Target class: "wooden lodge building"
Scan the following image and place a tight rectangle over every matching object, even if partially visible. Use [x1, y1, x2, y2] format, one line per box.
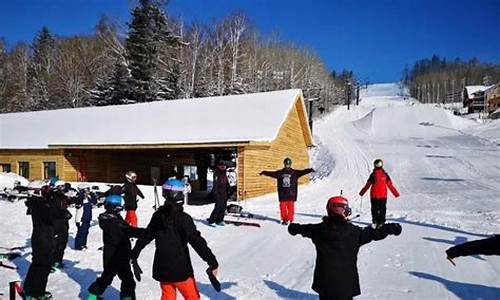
[0, 90, 314, 200]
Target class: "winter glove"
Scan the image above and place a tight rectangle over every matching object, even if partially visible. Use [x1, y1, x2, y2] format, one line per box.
[445, 246, 459, 259]
[288, 223, 300, 236]
[76, 222, 81, 227]
[131, 259, 143, 281]
[384, 223, 402, 236]
[206, 267, 221, 292]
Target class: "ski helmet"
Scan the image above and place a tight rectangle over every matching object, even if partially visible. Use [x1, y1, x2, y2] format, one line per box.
[104, 194, 123, 210]
[162, 179, 185, 204]
[283, 157, 292, 167]
[373, 159, 383, 168]
[48, 176, 59, 187]
[125, 171, 137, 182]
[326, 196, 351, 219]
[54, 180, 66, 189]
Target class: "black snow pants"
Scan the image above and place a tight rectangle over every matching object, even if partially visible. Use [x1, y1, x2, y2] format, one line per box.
[23, 234, 55, 297]
[88, 249, 136, 298]
[370, 198, 387, 225]
[207, 196, 227, 224]
[53, 219, 69, 265]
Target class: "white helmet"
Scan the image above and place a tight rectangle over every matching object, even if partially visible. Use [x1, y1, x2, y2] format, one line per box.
[54, 180, 66, 187]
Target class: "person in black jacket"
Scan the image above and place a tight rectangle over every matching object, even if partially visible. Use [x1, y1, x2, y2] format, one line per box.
[87, 195, 146, 300]
[206, 162, 231, 226]
[260, 157, 315, 225]
[131, 179, 219, 300]
[122, 171, 144, 227]
[50, 180, 76, 272]
[446, 235, 500, 265]
[23, 185, 59, 299]
[288, 196, 402, 300]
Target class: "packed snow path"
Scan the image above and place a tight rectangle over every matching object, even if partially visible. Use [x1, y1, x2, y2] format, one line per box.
[1, 83, 499, 299]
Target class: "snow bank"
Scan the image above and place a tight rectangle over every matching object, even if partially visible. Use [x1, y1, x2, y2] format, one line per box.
[0, 172, 29, 189]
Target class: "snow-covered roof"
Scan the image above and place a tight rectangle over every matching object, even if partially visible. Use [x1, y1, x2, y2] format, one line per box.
[0, 89, 311, 149]
[465, 85, 493, 98]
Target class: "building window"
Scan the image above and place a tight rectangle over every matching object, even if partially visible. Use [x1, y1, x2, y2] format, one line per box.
[1, 164, 11, 172]
[18, 161, 30, 179]
[184, 165, 198, 181]
[43, 162, 57, 179]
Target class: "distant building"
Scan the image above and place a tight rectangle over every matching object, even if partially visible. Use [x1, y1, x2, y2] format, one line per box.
[0, 90, 314, 200]
[485, 84, 500, 114]
[463, 85, 493, 114]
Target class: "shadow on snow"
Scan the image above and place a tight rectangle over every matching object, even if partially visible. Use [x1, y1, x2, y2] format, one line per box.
[409, 271, 500, 300]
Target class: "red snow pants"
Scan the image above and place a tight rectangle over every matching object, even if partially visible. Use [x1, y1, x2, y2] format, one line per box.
[279, 201, 295, 222]
[125, 210, 138, 227]
[160, 277, 200, 300]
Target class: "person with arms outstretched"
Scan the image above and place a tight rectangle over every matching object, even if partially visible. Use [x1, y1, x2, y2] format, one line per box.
[131, 179, 219, 300]
[260, 157, 314, 225]
[288, 195, 402, 300]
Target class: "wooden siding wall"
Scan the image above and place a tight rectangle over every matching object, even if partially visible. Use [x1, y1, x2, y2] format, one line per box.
[239, 99, 311, 199]
[0, 149, 65, 180]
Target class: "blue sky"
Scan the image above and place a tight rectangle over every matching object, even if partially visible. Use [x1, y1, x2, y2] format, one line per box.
[1, 0, 499, 82]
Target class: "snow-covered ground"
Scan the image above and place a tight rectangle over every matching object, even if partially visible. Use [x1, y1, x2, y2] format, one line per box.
[1, 83, 499, 299]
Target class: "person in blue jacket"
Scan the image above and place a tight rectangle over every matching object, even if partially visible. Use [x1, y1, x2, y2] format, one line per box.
[74, 184, 97, 250]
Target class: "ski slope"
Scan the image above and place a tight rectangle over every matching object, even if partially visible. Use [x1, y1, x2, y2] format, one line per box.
[1, 83, 500, 299]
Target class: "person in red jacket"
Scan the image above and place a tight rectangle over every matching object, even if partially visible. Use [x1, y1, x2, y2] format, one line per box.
[359, 159, 400, 228]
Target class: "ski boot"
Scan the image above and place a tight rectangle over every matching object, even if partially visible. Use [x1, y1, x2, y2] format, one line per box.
[281, 221, 289, 225]
[216, 221, 225, 227]
[87, 293, 103, 300]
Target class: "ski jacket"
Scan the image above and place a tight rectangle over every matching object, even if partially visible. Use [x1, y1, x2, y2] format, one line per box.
[288, 217, 402, 298]
[122, 181, 144, 211]
[26, 192, 59, 250]
[446, 235, 500, 258]
[75, 191, 97, 224]
[261, 168, 314, 201]
[98, 210, 145, 263]
[359, 168, 400, 199]
[131, 204, 218, 283]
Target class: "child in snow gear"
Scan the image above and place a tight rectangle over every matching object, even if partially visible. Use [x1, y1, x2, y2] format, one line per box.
[446, 235, 500, 265]
[359, 159, 400, 227]
[123, 171, 144, 227]
[74, 184, 97, 250]
[207, 162, 231, 226]
[23, 185, 59, 299]
[131, 179, 219, 300]
[87, 194, 146, 300]
[50, 180, 75, 272]
[260, 157, 315, 225]
[288, 195, 402, 300]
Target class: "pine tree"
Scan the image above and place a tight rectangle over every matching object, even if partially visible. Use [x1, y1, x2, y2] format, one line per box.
[30, 26, 56, 109]
[126, 0, 182, 102]
[91, 60, 133, 106]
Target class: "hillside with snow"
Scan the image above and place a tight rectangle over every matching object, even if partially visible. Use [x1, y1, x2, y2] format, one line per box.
[1, 83, 499, 299]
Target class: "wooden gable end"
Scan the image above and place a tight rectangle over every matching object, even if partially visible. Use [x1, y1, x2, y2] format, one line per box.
[238, 95, 313, 199]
